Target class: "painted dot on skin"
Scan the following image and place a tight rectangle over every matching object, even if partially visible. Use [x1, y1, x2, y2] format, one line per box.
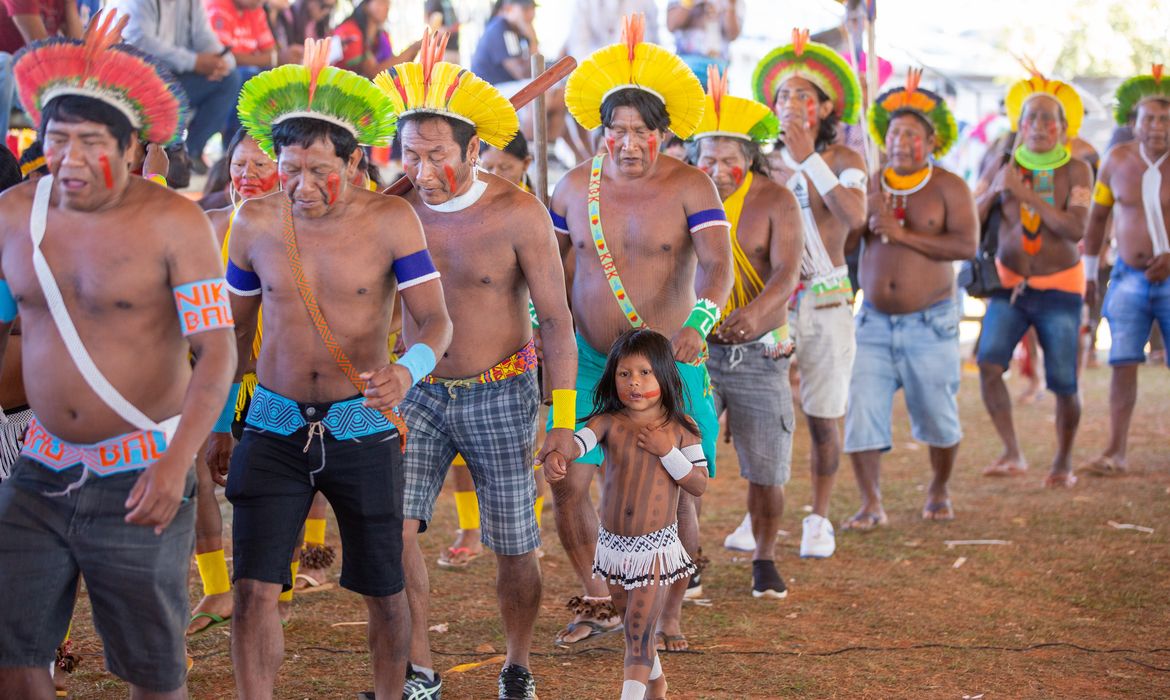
[605, 136, 617, 160]
[730, 166, 744, 186]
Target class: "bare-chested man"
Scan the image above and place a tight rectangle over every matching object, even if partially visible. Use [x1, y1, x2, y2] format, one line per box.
[751, 31, 867, 557]
[375, 45, 575, 699]
[0, 20, 237, 698]
[975, 77, 1091, 488]
[1082, 72, 1170, 476]
[843, 78, 978, 526]
[691, 70, 803, 598]
[551, 19, 732, 651]
[206, 53, 452, 699]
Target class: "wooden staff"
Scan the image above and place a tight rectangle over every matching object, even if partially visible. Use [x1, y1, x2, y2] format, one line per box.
[531, 53, 549, 208]
[382, 55, 577, 197]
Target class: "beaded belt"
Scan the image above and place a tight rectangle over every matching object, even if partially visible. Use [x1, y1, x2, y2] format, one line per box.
[422, 339, 537, 386]
[245, 385, 399, 440]
[21, 416, 171, 476]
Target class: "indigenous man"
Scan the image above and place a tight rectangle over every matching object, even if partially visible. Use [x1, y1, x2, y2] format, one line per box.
[745, 28, 867, 557]
[975, 71, 1091, 488]
[692, 66, 803, 598]
[0, 12, 236, 697]
[207, 39, 452, 699]
[373, 31, 576, 700]
[844, 71, 978, 526]
[1082, 66, 1170, 475]
[551, 14, 733, 652]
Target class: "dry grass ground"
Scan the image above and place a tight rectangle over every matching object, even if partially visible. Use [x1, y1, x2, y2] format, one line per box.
[63, 363, 1170, 698]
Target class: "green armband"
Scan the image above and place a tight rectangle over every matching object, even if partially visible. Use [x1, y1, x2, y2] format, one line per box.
[528, 299, 540, 328]
[683, 298, 721, 337]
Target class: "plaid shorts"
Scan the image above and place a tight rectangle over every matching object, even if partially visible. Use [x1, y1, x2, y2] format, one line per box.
[401, 370, 540, 555]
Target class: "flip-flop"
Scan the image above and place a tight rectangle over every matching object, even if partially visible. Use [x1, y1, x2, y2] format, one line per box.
[655, 631, 689, 653]
[294, 573, 325, 589]
[437, 546, 482, 568]
[840, 512, 888, 532]
[982, 460, 1028, 477]
[1079, 456, 1127, 477]
[921, 500, 955, 521]
[554, 619, 623, 646]
[187, 611, 231, 636]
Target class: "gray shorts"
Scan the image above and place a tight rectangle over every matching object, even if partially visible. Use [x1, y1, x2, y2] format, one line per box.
[401, 371, 541, 556]
[0, 457, 195, 692]
[708, 343, 795, 487]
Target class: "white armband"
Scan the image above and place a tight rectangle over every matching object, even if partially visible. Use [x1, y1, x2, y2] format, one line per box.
[681, 443, 708, 470]
[572, 427, 598, 459]
[839, 168, 867, 190]
[1083, 255, 1099, 281]
[659, 447, 694, 481]
[802, 153, 838, 196]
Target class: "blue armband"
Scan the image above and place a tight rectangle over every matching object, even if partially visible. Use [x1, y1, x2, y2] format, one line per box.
[396, 343, 437, 385]
[214, 383, 241, 433]
[392, 249, 441, 290]
[226, 259, 262, 297]
[686, 208, 730, 233]
[550, 209, 569, 233]
[0, 280, 16, 323]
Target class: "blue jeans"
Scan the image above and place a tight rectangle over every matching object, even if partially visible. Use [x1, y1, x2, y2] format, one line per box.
[176, 70, 242, 160]
[1103, 257, 1170, 366]
[845, 299, 963, 452]
[977, 288, 1083, 395]
[0, 52, 15, 141]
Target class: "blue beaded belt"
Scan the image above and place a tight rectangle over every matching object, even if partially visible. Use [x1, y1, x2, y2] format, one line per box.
[245, 385, 399, 440]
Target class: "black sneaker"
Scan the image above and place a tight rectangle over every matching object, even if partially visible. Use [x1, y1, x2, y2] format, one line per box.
[497, 663, 537, 699]
[404, 665, 442, 700]
[751, 559, 788, 599]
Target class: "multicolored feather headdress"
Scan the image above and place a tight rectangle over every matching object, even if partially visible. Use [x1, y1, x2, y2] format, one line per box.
[1113, 64, 1170, 125]
[692, 65, 778, 144]
[1005, 58, 1083, 139]
[752, 29, 861, 125]
[373, 30, 518, 149]
[238, 38, 398, 159]
[565, 14, 705, 138]
[13, 11, 189, 145]
[869, 68, 957, 157]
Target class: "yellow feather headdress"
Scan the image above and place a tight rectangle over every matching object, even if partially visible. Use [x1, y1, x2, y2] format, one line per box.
[1005, 58, 1083, 139]
[692, 65, 779, 144]
[374, 31, 518, 149]
[565, 14, 705, 138]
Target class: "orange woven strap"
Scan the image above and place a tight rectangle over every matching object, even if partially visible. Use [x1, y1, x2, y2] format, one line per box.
[280, 200, 408, 448]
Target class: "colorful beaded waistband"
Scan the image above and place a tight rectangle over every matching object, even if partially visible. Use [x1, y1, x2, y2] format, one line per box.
[21, 416, 169, 476]
[423, 338, 538, 385]
[246, 385, 399, 440]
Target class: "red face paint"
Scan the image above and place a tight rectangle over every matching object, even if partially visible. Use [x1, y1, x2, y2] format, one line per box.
[279, 172, 290, 188]
[806, 97, 817, 130]
[912, 136, 924, 163]
[99, 155, 114, 189]
[730, 166, 744, 186]
[647, 134, 658, 163]
[443, 164, 458, 193]
[605, 136, 617, 159]
[699, 164, 712, 175]
[234, 171, 280, 198]
[325, 173, 340, 205]
[642, 389, 661, 400]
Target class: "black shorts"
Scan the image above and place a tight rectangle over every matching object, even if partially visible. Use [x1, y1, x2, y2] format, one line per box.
[226, 421, 404, 597]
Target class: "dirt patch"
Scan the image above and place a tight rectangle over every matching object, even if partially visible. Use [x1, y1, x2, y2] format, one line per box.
[61, 365, 1170, 698]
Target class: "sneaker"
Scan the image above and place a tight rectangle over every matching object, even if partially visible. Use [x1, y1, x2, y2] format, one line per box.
[800, 514, 836, 559]
[683, 571, 703, 599]
[723, 513, 756, 552]
[403, 665, 442, 700]
[751, 559, 788, 599]
[497, 663, 537, 699]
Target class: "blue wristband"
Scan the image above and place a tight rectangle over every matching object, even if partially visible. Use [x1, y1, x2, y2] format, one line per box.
[213, 383, 241, 433]
[396, 343, 437, 385]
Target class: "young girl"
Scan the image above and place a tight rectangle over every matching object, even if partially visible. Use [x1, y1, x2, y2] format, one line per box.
[545, 329, 708, 700]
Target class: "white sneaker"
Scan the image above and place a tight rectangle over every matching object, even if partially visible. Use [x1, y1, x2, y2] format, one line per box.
[801, 514, 836, 559]
[723, 513, 756, 552]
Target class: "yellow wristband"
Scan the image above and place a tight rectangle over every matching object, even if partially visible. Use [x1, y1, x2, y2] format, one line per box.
[551, 389, 577, 430]
[1092, 180, 1114, 207]
[147, 174, 168, 187]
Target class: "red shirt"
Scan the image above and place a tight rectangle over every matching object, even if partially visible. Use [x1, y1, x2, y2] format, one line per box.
[0, 0, 67, 53]
[206, 0, 275, 54]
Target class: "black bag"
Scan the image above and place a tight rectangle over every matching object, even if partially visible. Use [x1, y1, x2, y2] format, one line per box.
[958, 197, 1003, 298]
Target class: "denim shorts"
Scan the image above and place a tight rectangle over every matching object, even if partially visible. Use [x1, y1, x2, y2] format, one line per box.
[0, 457, 196, 692]
[401, 371, 541, 556]
[1103, 258, 1170, 366]
[708, 343, 794, 486]
[977, 287, 1083, 395]
[845, 299, 962, 452]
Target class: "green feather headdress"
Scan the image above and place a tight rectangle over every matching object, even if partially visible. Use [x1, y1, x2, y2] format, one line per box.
[238, 38, 398, 158]
[1114, 64, 1170, 126]
[752, 28, 861, 125]
[869, 68, 958, 157]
